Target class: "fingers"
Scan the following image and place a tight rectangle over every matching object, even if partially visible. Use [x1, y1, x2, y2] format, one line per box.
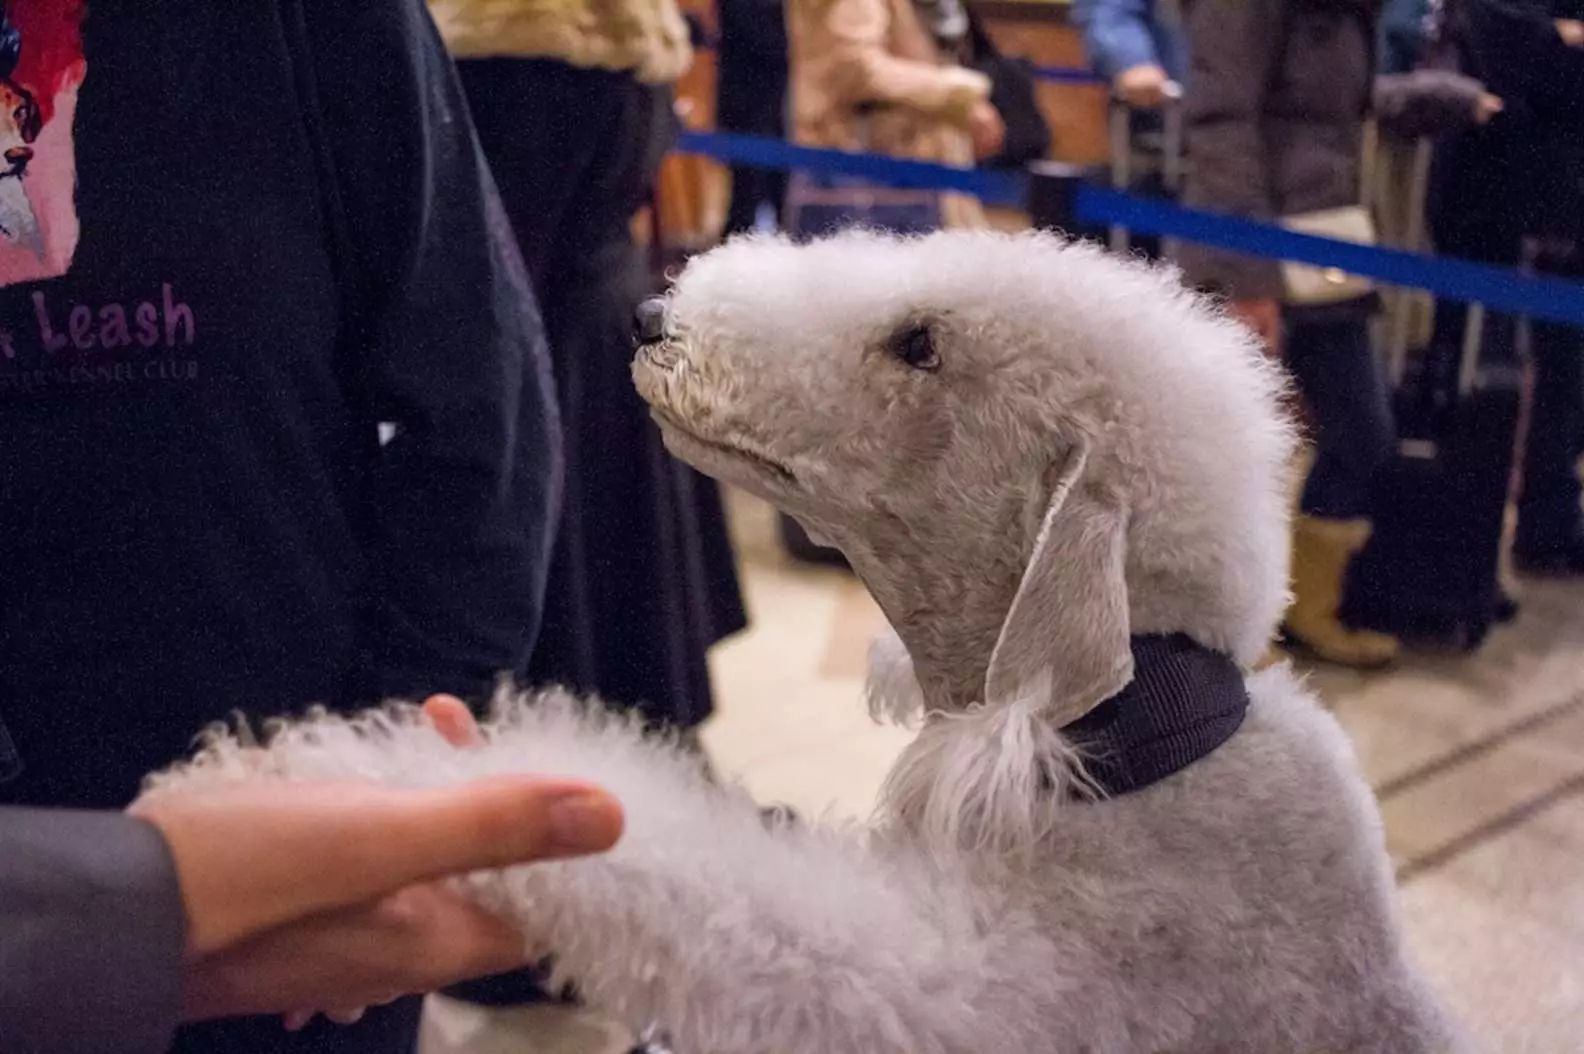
[423, 694, 485, 748]
[186, 884, 532, 1022]
[145, 776, 623, 956]
[376, 776, 625, 886]
[284, 1006, 365, 1032]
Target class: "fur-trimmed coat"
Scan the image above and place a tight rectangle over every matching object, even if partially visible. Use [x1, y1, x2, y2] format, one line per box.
[786, 0, 991, 226]
[427, 0, 693, 84]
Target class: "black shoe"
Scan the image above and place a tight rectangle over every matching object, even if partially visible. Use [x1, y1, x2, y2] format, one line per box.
[1494, 590, 1521, 623]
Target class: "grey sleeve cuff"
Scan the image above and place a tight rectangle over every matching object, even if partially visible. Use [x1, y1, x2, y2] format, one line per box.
[0, 808, 187, 1054]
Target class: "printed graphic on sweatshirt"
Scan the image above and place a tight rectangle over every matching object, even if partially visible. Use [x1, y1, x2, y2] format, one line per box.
[0, 1, 204, 395]
[0, 0, 83, 289]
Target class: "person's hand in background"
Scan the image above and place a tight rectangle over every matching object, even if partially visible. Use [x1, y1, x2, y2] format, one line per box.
[968, 100, 1006, 161]
[129, 753, 623, 1027]
[1227, 298, 1283, 355]
[1474, 92, 1504, 124]
[1116, 63, 1174, 108]
[1556, 19, 1584, 47]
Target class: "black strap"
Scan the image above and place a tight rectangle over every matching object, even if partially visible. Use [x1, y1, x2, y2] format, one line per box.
[1057, 634, 1249, 799]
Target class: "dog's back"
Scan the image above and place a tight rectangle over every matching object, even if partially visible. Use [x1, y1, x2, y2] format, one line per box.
[930, 665, 1468, 1053]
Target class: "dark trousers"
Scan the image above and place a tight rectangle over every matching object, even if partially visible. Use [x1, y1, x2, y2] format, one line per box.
[724, 162, 787, 236]
[1429, 219, 1584, 547]
[456, 58, 744, 731]
[1285, 314, 1396, 519]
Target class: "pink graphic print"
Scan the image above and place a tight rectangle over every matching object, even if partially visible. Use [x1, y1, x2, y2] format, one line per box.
[0, 0, 84, 287]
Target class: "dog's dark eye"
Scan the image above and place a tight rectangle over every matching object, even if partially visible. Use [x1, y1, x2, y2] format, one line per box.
[890, 324, 939, 372]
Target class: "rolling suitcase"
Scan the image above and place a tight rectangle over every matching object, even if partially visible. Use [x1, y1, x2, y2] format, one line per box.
[1340, 229, 1534, 651]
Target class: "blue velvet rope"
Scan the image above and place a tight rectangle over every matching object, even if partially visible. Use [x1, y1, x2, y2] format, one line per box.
[673, 130, 1584, 329]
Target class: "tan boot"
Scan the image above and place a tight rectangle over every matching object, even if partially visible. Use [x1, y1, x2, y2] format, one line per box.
[1282, 515, 1400, 668]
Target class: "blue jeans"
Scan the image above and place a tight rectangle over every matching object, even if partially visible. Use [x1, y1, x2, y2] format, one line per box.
[1285, 315, 1396, 519]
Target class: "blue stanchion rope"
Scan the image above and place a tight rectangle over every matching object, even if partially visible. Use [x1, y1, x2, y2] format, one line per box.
[672, 130, 1584, 329]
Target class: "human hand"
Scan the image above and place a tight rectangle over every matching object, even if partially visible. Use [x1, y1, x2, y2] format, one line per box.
[1474, 92, 1504, 124]
[967, 100, 1006, 161]
[130, 749, 622, 1024]
[425, 692, 485, 748]
[1115, 63, 1173, 109]
[1227, 298, 1283, 353]
[1557, 19, 1584, 47]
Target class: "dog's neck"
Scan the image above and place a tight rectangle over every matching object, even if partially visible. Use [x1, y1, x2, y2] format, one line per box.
[843, 535, 1025, 714]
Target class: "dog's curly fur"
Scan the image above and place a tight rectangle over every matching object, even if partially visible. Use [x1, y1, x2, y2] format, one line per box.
[144, 230, 1469, 1053]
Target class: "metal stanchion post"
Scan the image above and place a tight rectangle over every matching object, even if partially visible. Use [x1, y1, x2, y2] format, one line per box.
[1108, 81, 1183, 255]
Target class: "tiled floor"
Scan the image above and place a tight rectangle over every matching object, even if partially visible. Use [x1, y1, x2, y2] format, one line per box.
[424, 487, 1584, 1054]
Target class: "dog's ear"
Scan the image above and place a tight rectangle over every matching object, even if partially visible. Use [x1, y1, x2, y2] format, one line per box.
[983, 438, 1134, 727]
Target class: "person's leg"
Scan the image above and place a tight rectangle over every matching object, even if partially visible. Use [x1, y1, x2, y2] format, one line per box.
[1514, 243, 1584, 572]
[724, 164, 766, 236]
[1290, 316, 1395, 520]
[1282, 314, 1401, 666]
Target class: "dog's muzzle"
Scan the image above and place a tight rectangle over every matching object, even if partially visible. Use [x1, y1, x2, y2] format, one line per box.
[634, 297, 668, 347]
[634, 297, 684, 372]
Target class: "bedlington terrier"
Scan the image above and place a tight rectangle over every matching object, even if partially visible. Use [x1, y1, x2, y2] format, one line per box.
[142, 229, 1467, 1054]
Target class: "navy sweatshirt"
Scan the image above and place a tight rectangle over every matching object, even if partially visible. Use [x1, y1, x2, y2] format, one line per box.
[0, 0, 560, 809]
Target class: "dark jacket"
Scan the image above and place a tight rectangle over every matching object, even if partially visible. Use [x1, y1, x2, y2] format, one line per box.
[716, 0, 789, 133]
[0, 0, 558, 812]
[0, 1, 559, 1048]
[1435, 0, 1584, 242]
[1177, 0, 1382, 299]
[0, 808, 185, 1054]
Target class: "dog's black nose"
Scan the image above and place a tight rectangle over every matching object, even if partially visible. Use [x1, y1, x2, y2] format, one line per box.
[634, 298, 668, 346]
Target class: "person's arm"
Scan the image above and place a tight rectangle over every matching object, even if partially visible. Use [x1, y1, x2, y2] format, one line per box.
[0, 809, 185, 1054]
[1373, 69, 1500, 138]
[1460, 0, 1584, 109]
[816, 0, 990, 120]
[1176, 0, 1285, 301]
[1073, 0, 1164, 81]
[296, 0, 562, 710]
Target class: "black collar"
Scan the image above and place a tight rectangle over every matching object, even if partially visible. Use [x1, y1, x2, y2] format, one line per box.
[1055, 634, 1249, 799]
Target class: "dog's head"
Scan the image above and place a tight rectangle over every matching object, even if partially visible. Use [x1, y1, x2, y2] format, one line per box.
[635, 229, 1296, 725]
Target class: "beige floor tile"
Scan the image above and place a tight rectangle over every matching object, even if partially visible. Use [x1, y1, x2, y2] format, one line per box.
[419, 997, 633, 1054]
[1401, 857, 1584, 1053]
[819, 579, 887, 680]
[699, 675, 876, 774]
[725, 719, 916, 821]
[1378, 735, 1581, 869]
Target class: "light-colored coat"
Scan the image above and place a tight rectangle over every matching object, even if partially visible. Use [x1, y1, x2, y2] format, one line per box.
[144, 230, 1469, 1053]
[427, 0, 693, 84]
[786, 0, 990, 226]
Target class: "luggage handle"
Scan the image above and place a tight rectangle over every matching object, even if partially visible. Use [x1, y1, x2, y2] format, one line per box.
[1108, 82, 1184, 254]
[1457, 302, 1486, 398]
[1383, 135, 1436, 386]
[1450, 240, 1538, 398]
